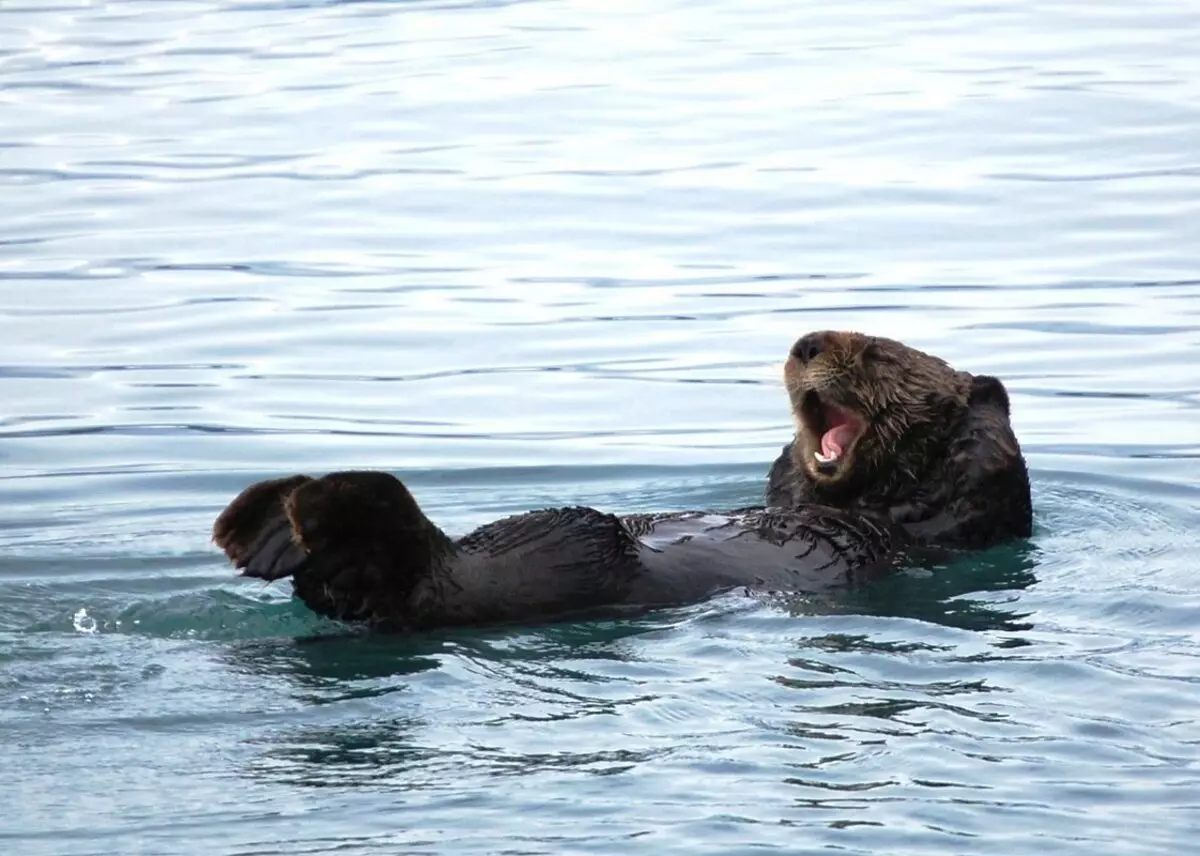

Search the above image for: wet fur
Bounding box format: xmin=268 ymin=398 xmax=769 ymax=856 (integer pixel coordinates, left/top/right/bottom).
xmin=213 ymin=331 xmax=1029 ymax=632
xmin=214 ymin=470 xmax=908 ymax=633
xmin=765 ymin=331 xmax=1032 ymax=548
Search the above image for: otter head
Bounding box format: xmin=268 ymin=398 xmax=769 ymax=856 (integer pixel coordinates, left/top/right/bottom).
xmin=784 ymin=329 xmax=973 ymax=503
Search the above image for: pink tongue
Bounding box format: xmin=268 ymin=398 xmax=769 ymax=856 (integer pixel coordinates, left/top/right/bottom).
xmin=821 ymin=424 xmax=856 ymax=459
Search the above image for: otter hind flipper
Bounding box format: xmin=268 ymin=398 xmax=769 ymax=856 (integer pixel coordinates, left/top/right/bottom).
xmin=284 ymin=472 xmax=423 ymax=564
xmin=272 ymin=471 xmax=455 ymax=627
xmin=212 ymin=474 xmax=314 ymax=581
xmin=215 ymin=470 xmax=456 ymax=628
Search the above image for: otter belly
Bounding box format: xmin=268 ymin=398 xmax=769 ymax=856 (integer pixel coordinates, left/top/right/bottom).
xmin=625 ymin=506 xmax=906 ymax=605
xmin=630 ymin=512 xmax=740 ymax=551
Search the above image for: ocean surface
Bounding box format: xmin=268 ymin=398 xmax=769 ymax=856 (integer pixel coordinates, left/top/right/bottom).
xmin=2 ymin=0 xmax=1199 ymax=853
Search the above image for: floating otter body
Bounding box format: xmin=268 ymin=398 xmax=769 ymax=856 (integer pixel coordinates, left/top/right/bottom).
xmin=765 ymin=330 xmax=1032 ymax=548
xmin=213 ymin=471 xmax=904 ymax=633
xmin=213 ymin=329 xmax=1031 ymax=632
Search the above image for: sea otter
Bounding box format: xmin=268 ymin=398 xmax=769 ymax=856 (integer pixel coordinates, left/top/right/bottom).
xmin=212 ymin=329 xmax=1031 ymax=632
xmin=765 ymin=329 xmax=1032 ymax=547
xmin=213 ymin=471 xmax=904 ymax=633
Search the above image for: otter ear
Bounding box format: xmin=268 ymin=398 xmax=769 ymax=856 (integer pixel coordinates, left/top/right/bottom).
xmin=968 ymin=375 xmax=1011 ymax=416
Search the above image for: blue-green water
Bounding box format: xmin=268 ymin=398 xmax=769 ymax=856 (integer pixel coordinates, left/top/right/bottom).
xmin=3 ymin=1 xmax=1200 ymax=853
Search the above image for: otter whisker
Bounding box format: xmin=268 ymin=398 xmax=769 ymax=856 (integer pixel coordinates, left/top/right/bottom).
xmin=793 ymin=369 xmax=838 ymax=393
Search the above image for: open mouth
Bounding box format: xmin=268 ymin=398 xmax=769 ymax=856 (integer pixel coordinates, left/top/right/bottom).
xmin=800 ymin=391 xmax=865 ymax=474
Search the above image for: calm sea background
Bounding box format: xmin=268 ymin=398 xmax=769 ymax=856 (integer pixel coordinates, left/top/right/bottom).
xmin=2 ymin=1 xmax=1199 ymax=854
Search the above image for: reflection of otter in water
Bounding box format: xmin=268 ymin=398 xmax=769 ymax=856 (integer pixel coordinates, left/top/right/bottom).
xmin=213 ymin=472 xmax=904 ymax=633
xmin=212 ymin=329 xmax=1031 ymax=632
xmin=766 ymin=330 xmax=1032 ymax=547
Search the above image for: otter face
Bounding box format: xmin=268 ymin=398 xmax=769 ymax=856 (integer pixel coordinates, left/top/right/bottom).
xmin=783 ymin=330 xmax=972 ymax=492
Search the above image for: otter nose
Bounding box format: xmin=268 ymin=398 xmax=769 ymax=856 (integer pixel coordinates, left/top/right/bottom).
xmin=791 ymin=332 xmax=826 ymax=363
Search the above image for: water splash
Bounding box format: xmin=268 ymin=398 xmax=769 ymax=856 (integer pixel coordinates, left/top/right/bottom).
xmin=72 ymin=607 xmax=98 ymax=634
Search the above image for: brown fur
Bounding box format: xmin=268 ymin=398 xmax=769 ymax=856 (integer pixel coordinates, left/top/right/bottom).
xmin=766 ymin=330 xmax=1032 ymax=548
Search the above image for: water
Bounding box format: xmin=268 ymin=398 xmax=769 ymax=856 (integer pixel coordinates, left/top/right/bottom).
xmin=2 ymin=0 xmax=1199 ymax=853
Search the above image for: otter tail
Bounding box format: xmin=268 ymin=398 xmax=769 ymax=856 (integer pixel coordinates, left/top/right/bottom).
xmin=212 ymin=471 xmax=454 ymax=628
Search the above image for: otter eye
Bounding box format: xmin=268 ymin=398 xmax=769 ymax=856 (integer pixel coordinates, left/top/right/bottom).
xmin=861 ymin=342 xmax=892 ymax=365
